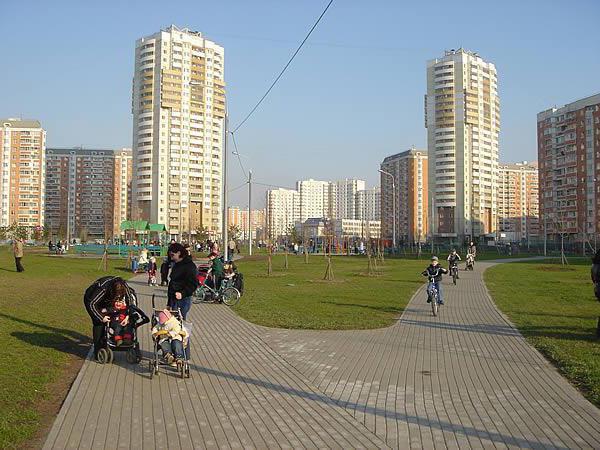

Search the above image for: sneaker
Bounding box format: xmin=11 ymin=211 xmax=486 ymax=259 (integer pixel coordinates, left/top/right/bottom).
xmin=164 ymin=353 xmax=175 ymax=365
xmin=169 ymin=361 xmax=178 ymax=367
xmin=426 ymin=297 xmax=431 ymax=303
xmin=176 ymin=358 xmax=184 ymax=368
xmin=438 ymin=300 xmax=444 ymax=305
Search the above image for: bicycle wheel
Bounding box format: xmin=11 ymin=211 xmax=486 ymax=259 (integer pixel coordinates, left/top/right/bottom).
xmin=431 ymin=296 xmax=438 ymax=316
xmin=221 ymin=287 xmax=241 ymax=306
xmin=192 ymin=287 xmax=205 ymax=304
xmin=453 ymin=270 xmax=457 ymax=285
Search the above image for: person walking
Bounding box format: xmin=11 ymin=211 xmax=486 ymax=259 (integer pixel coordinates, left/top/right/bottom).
xmin=13 ymin=238 xmax=24 ymax=272
xmin=167 ymin=243 xmax=198 ymax=320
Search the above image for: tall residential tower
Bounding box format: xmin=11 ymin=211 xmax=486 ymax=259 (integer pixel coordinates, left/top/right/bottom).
xmin=425 ymin=49 xmax=500 ymax=241
xmin=132 ymin=25 xmax=225 ymax=239
xmin=0 ymin=118 xmax=46 ymax=231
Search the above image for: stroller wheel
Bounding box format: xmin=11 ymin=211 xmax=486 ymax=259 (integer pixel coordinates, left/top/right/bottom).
xmin=97 ymin=348 xmax=109 ymax=364
xmin=106 ymin=348 xmax=114 ymax=364
xmin=185 ymin=363 xmax=190 ymax=378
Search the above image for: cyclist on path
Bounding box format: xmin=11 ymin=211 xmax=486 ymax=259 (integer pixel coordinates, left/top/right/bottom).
xmin=421 ymin=256 xmax=448 ymax=304
xmin=447 ymin=249 xmax=461 ymax=279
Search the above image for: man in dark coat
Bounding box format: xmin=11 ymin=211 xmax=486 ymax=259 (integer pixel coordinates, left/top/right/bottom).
xmin=167 ymin=243 xmax=198 ymax=320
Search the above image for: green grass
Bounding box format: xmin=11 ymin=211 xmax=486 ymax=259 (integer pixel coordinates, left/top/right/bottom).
xmin=485 ymin=260 xmax=600 ymax=408
xmin=233 ymin=254 xmax=428 ymax=329
xmin=0 ymin=246 xmax=132 ymax=449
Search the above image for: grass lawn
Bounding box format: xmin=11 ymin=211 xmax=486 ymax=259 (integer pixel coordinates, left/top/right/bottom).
xmin=0 ymin=246 xmax=132 ymax=449
xmin=233 ymin=254 xmax=427 ymax=329
xmin=485 ymin=259 xmax=600 ymax=408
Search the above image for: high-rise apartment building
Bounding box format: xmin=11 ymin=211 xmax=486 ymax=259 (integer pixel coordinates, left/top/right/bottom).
xmin=132 ymin=25 xmax=225 ymax=240
xmin=228 ymin=206 xmax=265 ymax=240
xmin=356 ymin=187 xmax=381 ymax=221
xmin=330 ymin=178 xmax=366 ymax=220
xmin=497 ymin=161 xmax=539 ymax=243
xmin=45 ymin=148 xmax=132 ymax=241
xmin=380 ymin=149 xmax=428 ymax=244
xmin=425 ymin=49 xmax=500 ymax=240
xmin=538 ymin=93 xmax=600 ymax=242
xmin=112 ymin=148 xmax=133 ymax=238
xmin=0 ymin=118 xmax=46 ymax=230
xmin=266 ymin=188 xmax=300 ymax=240
xmin=297 ymin=179 xmax=329 ymax=221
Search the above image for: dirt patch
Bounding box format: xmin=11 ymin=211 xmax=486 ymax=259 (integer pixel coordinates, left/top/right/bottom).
xmin=309 ymin=279 xmax=347 ymax=284
xmin=19 ymin=353 xmax=88 ymax=450
xmin=538 ymin=266 xmax=577 ymax=272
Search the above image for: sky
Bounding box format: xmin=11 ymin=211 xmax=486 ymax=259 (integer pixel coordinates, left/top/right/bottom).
xmin=1 ymin=0 xmax=599 ymax=208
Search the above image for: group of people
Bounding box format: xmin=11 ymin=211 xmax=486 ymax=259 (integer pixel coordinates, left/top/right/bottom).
xmin=48 ymin=240 xmax=69 ymax=254
xmin=83 ymin=239 xmax=237 ymax=365
xmin=421 ymin=243 xmax=477 ymax=304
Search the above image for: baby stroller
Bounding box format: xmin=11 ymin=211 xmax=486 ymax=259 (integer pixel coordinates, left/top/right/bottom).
xmin=149 ymin=294 xmax=191 ymax=379
xmin=96 ymin=296 xmax=149 ymax=365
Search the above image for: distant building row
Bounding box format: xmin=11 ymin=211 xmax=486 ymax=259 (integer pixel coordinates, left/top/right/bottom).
xmin=0 ymin=117 xmax=132 ymax=241
xmin=265 ymin=178 xmax=381 ymax=240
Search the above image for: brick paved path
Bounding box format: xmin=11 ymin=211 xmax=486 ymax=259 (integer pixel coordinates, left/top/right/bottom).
xmin=44 ymin=261 xmax=600 ymax=449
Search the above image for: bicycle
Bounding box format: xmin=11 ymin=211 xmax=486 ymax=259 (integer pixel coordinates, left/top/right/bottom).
xmin=426 ymin=275 xmax=442 ymax=317
xmin=193 ymin=276 xmax=241 ymax=306
xmin=450 ymin=263 xmax=459 ymax=284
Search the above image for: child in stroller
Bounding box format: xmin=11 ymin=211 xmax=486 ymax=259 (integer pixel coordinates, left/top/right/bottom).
xmin=147 ymin=256 xmax=158 ymax=286
xmin=150 ymin=297 xmax=191 ymax=378
xmin=96 ymin=292 xmax=149 ymax=364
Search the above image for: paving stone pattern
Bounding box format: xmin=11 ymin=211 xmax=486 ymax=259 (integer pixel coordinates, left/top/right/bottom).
xmin=44 ymin=261 xmax=600 ymax=449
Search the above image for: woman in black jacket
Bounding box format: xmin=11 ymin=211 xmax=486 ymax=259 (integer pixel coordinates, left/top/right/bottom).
xmin=167 ymin=243 xmax=198 ymax=320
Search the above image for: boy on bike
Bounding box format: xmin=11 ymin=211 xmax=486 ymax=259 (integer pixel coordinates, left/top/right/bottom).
xmin=447 ymin=249 xmax=461 ymax=279
xmin=421 ymin=256 xmax=448 ymax=304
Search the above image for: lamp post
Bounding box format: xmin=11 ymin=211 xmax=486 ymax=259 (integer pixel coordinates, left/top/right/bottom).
xmin=233 ymin=150 xmax=253 ymax=256
xmin=379 ymin=169 xmax=396 ymax=251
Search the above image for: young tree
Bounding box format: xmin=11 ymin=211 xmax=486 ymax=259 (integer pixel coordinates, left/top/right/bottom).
xmin=195 ymin=225 xmax=210 ymax=242
xmin=228 ymin=225 xmax=241 ymax=241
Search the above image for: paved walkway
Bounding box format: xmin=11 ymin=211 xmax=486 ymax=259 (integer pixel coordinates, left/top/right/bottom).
xmin=44 ymin=261 xmax=600 ymax=449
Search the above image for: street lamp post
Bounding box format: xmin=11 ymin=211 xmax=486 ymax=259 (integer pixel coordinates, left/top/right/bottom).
xmin=378 ymin=169 xmax=396 ymax=251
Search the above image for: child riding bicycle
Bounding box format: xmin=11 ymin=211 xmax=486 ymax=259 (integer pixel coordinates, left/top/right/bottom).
xmin=421 ymin=256 xmax=448 ymax=304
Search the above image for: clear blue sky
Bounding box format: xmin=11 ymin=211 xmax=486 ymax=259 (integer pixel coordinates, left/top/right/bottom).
xmin=1 ymin=0 xmax=599 ymax=207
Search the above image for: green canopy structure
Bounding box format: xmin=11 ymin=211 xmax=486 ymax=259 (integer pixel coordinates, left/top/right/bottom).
xmin=120 ymin=220 xmax=149 ymax=232
xmin=119 ymin=221 xmax=168 ymax=244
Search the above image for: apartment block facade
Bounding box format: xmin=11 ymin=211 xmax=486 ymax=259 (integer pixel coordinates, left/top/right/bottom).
xmin=45 ymin=147 xmax=132 ymax=241
xmin=380 ymin=149 xmax=428 ymax=244
xmin=497 ymin=161 xmax=539 ymax=242
xmin=356 ymin=187 xmax=381 ymax=221
xmin=132 ymin=25 xmax=225 ymax=240
xmin=0 ymin=118 xmax=46 ymax=230
xmin=297 ymin=179 xmax=329 ymax=222
xmin=425 ymin=49 xmax=500 ymax=240
xmin=537 ymin=93 xmax=600 ymax=242
xmin=228 ymin=207 xmax=265 ymax=240
xmin=329 ymin=178 xmax=366 ymax=220
xmin=265 ymin=188 xmax=300 ymax=240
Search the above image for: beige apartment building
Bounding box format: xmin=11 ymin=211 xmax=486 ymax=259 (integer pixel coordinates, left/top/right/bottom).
xmin=538 ymin=93 xmax=600 ymax=244
xmin=380 ymin=149 xmax=428 ymax=245
xmin=425 ymin=49 xmax=500 ymax=241
xmin=228 ymin=207 xmax=265 ymax=240
xmin=0 ymin=118 xmax=46 ymax=232
xmin=45 ymin=148 xmax=132 ymax=241
xmin=497 ymin=161 xmax=539 ymax=243
xmin=132 ymin=25 xmax=225 ymax=240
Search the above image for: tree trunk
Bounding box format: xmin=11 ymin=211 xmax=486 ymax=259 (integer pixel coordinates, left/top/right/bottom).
xmin=267 ymin=254 xmax=273 ymax=276
xmin=284 ymin=251 xmax=289 ymax=269
xmin=323 ymin=256 xmax=334 ymax=281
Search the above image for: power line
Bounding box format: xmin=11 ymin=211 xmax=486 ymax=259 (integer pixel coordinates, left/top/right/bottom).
xmin=230 ymin=132 xmax=248 ymax=180
xmin=228 ymin=182 xmax=248 ymax=194
xmin=231 ymin=0 xmax=334 ymax=133
xmin=253 ymin=180 xmax=296 ymax=190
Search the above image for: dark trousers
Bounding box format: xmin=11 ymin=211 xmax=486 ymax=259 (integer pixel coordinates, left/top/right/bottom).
xmin=15 ymin=257 xmax=24 ymax=272
xmin=92 ymin=324 xmax=105 ymax=357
